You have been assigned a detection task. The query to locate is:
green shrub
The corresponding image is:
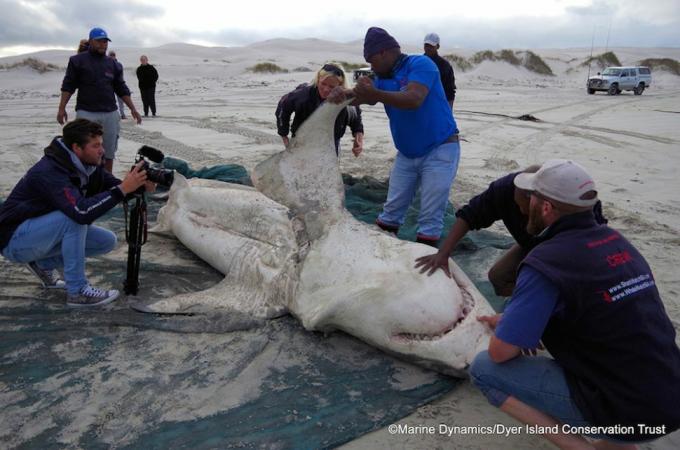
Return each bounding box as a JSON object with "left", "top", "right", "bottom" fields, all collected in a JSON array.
[
  {"left": 582, "top": 52, "right": 621, "bottom": 69},
  {"left": 334, "top": 61, "right": 365, "bottom": 71},
  {"left": 499, "top": 49, "right": 521, "bottom": 66},
  {"left": 638, "top": 58, "right": 680, "bottom": 75},
  {"left": 443, "top": 54, "right": 473, "bottom": 71},
  {"left": 471, "top": 50, "right": 496, "bottom": 64},
  {"left": 249, "top": 62, "right": 288, "bottom": 73},
  {"left": 522, "top": 51, "right": 553, "bottom": 75},
  {"left": 0, "top": 57, "right": 60, "bottom": 73}
]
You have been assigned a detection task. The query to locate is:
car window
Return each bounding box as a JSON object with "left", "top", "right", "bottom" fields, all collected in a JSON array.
[
  {"left": 621, "top": 70, "right": 629, "bottom": 77},
  {"left": 603, "top": 68, "right": 621, "bottom": 76},
  {"left": 639, "top": 67, "right": 651, "bottom": 75}
]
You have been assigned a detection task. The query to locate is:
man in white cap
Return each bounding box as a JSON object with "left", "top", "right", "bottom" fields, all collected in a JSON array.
[
  {"left": 57, "top": 27, "right": 143, "bottom": 173},
  {"left": 423, "top": 33, "right": 456, "bottom": 109},
  {"left": 468, "top": 159, "right": 680, "bottom": 448}
]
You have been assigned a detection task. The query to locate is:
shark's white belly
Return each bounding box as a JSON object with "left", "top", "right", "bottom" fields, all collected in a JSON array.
[{"left": 145, "top": 100, "right": 494, "bottom": 375}]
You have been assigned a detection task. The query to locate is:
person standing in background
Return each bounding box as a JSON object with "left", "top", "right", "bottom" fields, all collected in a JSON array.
[
  {"left": 423, "top": 33, "right": 456, "bottom": 109},
  {"left": 57, "top": 27, "right": 142, "bottom": 173},
  {"left": 136, "top": 55, "right": 159, "bottom": 117},
  {"left": 108, "top": 51, "right": 128, "bottom": 119}
]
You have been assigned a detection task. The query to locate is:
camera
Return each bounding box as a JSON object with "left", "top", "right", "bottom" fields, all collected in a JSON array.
[
  {"left": 134, "top": 145, "right": 174, "bottom": 188},
  {"left": 123, "top": 145, "right": 174, "bottom": 296},
  {"left": 353, "top": 68, "right": 375, "bottom": 82}
]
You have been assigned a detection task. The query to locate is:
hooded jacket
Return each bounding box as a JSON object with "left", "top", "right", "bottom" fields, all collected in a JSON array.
[{"left": 0, "top": 137, "right": 124, "bottom": 250}]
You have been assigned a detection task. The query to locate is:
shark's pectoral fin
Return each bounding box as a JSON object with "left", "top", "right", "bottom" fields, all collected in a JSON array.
[{"left": 130, "top": 277, "right": 289, "bottom": 319}]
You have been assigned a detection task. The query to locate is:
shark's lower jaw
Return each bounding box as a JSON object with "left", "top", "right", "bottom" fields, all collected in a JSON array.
[{"left": 391, "top": 288, "right": 475, "bottom": 343}]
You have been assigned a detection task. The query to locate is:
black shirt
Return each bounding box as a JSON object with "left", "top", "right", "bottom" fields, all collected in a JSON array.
[
  {"left": 275, "top": 84, "right": 363, "bottom": 152},
  {"left": 425, "top": 53, "right": 456, "bottom": 102}
]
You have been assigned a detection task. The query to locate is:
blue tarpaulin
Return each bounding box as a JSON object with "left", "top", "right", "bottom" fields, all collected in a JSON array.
[{"left": 0, "top": 160, "right": 511, "bottom": 448}]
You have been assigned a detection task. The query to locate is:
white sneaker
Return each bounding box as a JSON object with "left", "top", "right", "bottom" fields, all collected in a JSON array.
[
  {"left": 67, "top": 285, "right": 119, "bottom": 307},
  {"left": 26, "top": 262, "right": 66, "bottom": 289}
]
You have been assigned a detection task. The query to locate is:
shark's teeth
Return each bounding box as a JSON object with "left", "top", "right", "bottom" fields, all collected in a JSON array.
[{"left": 392, "top": 288, "right": 475, "bottom": 342}]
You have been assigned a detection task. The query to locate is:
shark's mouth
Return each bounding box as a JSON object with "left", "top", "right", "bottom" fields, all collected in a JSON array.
[{"left": 392, "top": 288, "right": 475, "bottom": 342}]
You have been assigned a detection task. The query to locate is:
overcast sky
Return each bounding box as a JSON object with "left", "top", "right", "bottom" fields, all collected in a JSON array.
[{"left": 1, "top": 0, "right": 678, "bottom": 57}]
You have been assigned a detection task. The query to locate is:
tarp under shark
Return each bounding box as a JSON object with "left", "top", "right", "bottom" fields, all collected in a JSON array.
[{"left": 0, "top": 150, "right": 512, "bottom": 447}]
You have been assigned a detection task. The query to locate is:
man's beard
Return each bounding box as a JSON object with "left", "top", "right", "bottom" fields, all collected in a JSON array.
[{"left": 527, "top": 202, "right": 546, "bottom": 236}]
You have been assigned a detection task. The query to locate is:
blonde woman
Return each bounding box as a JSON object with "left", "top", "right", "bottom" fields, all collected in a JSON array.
[{"left": 276, "top": 63, "right": 364, "bottom": 156}]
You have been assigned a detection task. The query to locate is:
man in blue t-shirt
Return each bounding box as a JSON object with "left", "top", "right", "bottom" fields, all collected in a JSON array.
[{"left": 329, "top": 27, "right": 460, "bottom": 246}]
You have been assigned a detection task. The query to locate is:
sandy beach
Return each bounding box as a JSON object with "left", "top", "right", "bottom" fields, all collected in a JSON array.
[{"left": 1, "top": 39, "right": 679, "bottom": 449}]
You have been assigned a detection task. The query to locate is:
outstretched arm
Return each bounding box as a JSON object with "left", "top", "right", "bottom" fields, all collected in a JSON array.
[{"left": 414, "top": 218, "right": 470, "bottom": 277}]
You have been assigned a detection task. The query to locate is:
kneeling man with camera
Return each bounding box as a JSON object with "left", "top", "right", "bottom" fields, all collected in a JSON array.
[{"left": 0, "top": 119, "right": 153, "bottom": 306}]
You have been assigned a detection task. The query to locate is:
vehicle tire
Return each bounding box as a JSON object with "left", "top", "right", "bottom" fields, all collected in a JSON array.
[
  {"left": 608, "top": 84, "right": 618, "bottom": 95},
  {"left": 634, "top": 84, "right": 645, "bottom": 95},
  {"left": 587, "top": 88, "right": 595, "bottom": 95}
]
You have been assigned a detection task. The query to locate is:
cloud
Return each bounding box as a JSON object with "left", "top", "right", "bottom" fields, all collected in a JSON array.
[
  {"left": 187, "top": 14, "right": 680, "bottom": 49},
  {"left": 0, "top": 0, "right": 164, "bottom": 48},
  {"left": 0, "top": 0, "right": 678, "bottom": 55}
]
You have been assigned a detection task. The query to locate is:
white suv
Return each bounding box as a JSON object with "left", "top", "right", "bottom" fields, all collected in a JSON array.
[{"left": 587, "top": 66, "right": 652, "bottom": 96}]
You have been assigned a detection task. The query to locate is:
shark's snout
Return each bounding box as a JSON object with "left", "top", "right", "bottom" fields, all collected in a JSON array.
[{"left": 391, "top": 287, "right": 475, "bottom": 343}]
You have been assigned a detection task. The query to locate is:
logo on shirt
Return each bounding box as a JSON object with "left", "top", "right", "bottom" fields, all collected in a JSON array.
[{"left": 606, "top": 250, "right": 633, "bottom": 268}]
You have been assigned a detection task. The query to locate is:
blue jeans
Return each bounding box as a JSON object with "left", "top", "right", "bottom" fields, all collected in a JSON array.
[
  {"left": 469, "top": 351, "right": 661, "bottom": 443},
  {"left": 377, "top": 141, "right": 460, "bottom": 239},
  {"left": 2, "top": 211, "right": 117, "bottom": 295},
  {"left": 469, "top": 351, "right": 591, "bottom": 427}
]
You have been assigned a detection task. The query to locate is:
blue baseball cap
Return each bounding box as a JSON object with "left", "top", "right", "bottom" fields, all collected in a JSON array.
[{"left": 89, "top": 27, "right": 111, "bottom": 41}]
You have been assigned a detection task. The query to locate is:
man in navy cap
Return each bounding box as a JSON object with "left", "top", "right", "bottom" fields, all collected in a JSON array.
[
  {"left": 329, "top": 27, "right": 460, "bottom": 247},
  {"left": 57, "top": 27, "right": 142, "bottom": 173}
]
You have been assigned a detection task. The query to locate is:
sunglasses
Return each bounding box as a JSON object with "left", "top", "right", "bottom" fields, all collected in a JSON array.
[{"left": 322, "top": 64, "right": 344, "bottom": 78}]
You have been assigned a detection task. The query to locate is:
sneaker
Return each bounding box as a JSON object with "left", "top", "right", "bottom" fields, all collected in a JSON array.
[
  {"left": 26, "top": 262, "right": 66, "bottom": 289},
  {"left": 67, "top": 285, "right": 120, "bottom": 307}
]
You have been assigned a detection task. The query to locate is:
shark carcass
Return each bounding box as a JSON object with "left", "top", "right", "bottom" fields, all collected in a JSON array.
[{"left": 144, "top": 100, "right": 494, "bottom": 376}]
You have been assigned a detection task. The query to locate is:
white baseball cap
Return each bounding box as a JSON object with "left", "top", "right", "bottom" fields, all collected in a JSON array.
[
  {"left": 424, "top": 33, "right": 440, "bottom": 46},
  {"left": 514, "top": 159, "right": 598, "bottom": 207}
]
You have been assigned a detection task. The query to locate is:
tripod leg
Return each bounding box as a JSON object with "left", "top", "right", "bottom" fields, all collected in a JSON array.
[{"left": 124, "top": 196, "right": 145, "bottom": 295}]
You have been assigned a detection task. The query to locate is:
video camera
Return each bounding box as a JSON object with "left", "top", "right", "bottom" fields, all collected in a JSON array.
[
  {"left": 135, "top": 145, "right": 174, "bottom": 187},
  {"left": 123, "top": 146, "right": 174, "bottom": 295}
]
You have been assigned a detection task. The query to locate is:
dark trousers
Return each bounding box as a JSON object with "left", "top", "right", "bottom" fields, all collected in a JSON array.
[
  {"left": 140, "top": 87, "right": 156, "bottom": 116},
  {"left": 487, "top": 243, "right": 528, "bottom": 297}
]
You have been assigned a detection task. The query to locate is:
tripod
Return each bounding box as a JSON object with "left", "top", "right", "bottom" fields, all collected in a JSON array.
[{"left": 123, "top": 189, "right": 147, "bottom": 295}]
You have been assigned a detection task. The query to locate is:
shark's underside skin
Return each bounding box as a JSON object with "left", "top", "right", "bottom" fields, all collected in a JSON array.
[{"left": 146, "top": 100, "right": 494, "bottom": 377}]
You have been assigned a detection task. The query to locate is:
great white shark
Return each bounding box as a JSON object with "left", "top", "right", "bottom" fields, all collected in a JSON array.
[{"left": 142, "top": 100, "right": 494, "bottom": 376}]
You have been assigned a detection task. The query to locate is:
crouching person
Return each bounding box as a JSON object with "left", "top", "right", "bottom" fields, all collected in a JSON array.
[
  {"left": 0, "top": 119, "right": 152, "bottom": 306},
  {"left": 469, "top": 159, "right": 680, "bottom": 449}
]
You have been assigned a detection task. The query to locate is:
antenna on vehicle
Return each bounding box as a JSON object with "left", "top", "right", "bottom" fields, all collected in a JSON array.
[
  {"left": 604, "top": 13, "right": 613, "bottom": 53},
  {"left": 586, "top": 25, "right": 596, "bottom": 84}
]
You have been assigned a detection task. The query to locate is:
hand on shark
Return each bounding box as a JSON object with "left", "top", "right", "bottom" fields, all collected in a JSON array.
[{"left": 414, "top": 251, "right": 452, "bottom": 278}]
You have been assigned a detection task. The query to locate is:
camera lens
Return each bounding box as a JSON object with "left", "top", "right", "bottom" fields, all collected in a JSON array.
[{"left": 146, "top": 166, "right": 174, "bottom": 187}]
